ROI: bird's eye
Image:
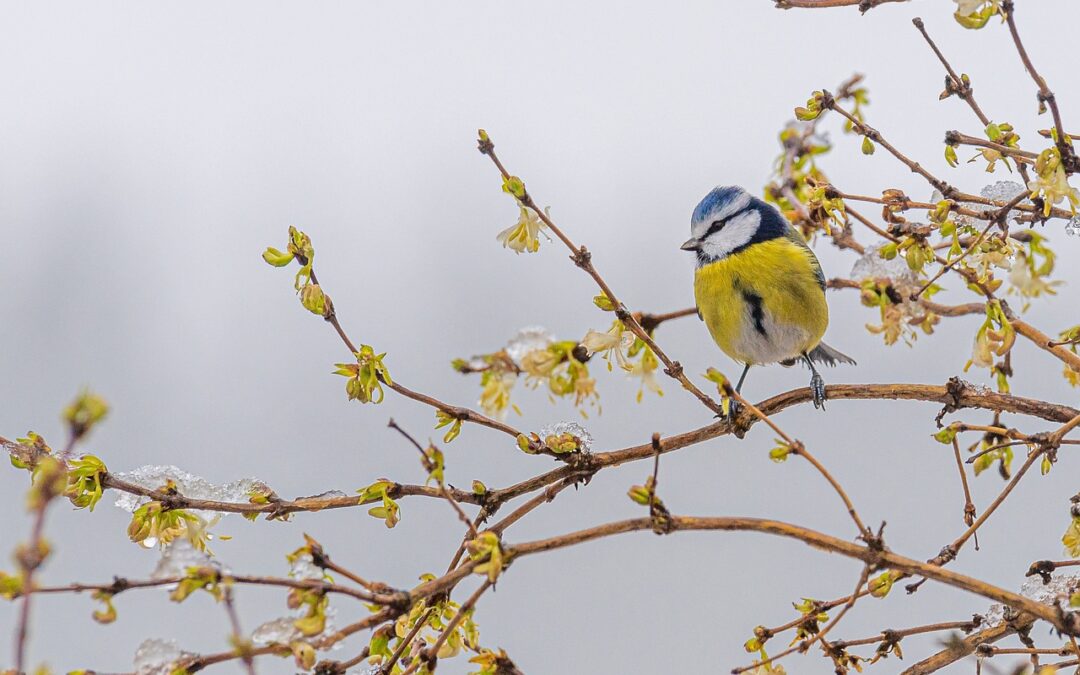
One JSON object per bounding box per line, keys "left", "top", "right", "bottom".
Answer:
{"left": 704, "top": 220, "right": 724, "bottom": 237}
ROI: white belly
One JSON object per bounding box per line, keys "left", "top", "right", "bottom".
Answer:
{"left": 731, "top": 309, "right": 812, "bottom": 365}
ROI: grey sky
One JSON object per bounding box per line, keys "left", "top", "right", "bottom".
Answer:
{"left": 2, "top": 1, "right": 1079, "bottom": 673}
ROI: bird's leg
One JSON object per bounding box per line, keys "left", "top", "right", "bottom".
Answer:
{"left": 803, "top": 353, "right": 826, "bottom": 410}
{"left": 720, "top": 363, "right": 750, "bottom": 420}
{"left": 735, "top": 363, "right": 750, "bottom": 394}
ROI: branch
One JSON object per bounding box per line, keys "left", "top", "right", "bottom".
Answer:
{"left": 505, "top": 516, "right": 1078, "bottom": 634}
{"left": 774, "top": 0, "right": 908, "bottom": 10}
{"left": 490, "top": 380, "right": 1078, "bottom": 508}
{"left": 100, "top": 472, "right": 483, "bottom": 515}
{"left": 221, "top": 586, "right": 257, "bottom": 675}
{"left": 900, "top": 614, "right": 1034, "bottom": 675}
{"left": 733, "top": 564, "right": 870, "bottom": 673}
{"left": 832, "top": 618, "right": 980, "bottom": 649}
{"left": 30, "top": 572, "right": 402, "bottom": 606}
{"left": 1002, "top": 0, "right": 1078, "bottom": 172}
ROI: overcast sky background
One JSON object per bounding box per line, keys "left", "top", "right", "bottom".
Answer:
{"left": 2, "top": 2, "right": 1079, "bottom": 673}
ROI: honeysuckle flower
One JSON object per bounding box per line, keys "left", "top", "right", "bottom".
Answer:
{"left": 519, "top": 346, "right": 562, "bottom": 379}
{"left": 965, "top": 301, "right": 1015, "bottom": 374}
{"left": 1063, "top": 517, "right": 1080, "bottom": 557}
{"left": 966, "top": 236, "right": 1015, "bottom": 286}
{"left": 1065, "top": 366, "right": 1080, "bottom": 388}
{"left": 1028, "top": 170, "right": 1080, "bottom": 215}
{"left": 952, "top": 0, "right": 1002, "bottom": 28}
{"left": 1009, "top": 249, "right": 1060, "bottom": 302}
{"left": 629, "top": 347, "right": 663, "bottom": 402}
{"left": 572, "top": 370, "right": 599, "bottom": 411}
{"left": 1029, "top": 148, "right": 1080, "bottom": 216}
{"left": 969, "top": 328, "right": 998, "bottom": 369}
{"left": 479, "top": 371, "right": 517, "bottom": 420}
{"left": 581, "top": 321, "right": 635, "bottom": 371}
{"left": 496, "top": 206, "right": 550, "bottom": 254}
{"left": 865, "top": 303, "right": 906, "bottom": 346}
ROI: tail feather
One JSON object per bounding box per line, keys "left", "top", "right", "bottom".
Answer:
{"left": 806, "top": 341, "right": 856, "bottom": 367}
{"left": 781, "top": 342, "right": 856, "bottom": 367}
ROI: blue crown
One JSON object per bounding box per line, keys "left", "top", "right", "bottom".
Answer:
{"left": 692, "top": 185, "right": 748, "bottom": 225}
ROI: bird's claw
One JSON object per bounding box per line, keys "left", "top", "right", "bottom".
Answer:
{"left": 715, "top": 398, "right": 743, "bottom": 422}
{"left": 810, "top": 372, "right": 827, "bottom": 410}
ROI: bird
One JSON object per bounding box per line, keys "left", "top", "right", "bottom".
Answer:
{"left": 681, "top": 185, "right": 854, "bottom": 411}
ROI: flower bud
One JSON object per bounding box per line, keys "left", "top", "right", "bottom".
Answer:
{"left": 299, "top": 283, "right": 326, "bottom": 315}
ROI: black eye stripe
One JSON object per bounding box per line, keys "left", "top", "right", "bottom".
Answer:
{"left": 703, "top": 205, "right": 752, "bottom": 238}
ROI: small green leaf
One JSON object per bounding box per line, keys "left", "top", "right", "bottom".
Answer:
{"left": 262, "top": 247, "right": 295, "bottom": 267}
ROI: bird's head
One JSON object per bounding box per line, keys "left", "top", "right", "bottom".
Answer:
{"left": 681, "top": 185, "right": 786, "bottom": 265}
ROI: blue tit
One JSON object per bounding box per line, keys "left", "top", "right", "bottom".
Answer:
{"left": 680, "top": 185, "right": 854, "bottom": 410}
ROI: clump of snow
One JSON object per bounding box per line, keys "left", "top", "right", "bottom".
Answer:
{"left": 134, "top": 638, "right": 193, "bottom": 675}
{"left": 301, "top": 489, "right": 347, "bottom": 500}
{"left": 112, "top": 465, "right": 262, "bottom": 521}
{"left": 251, "top": 617, "right": 301, "bottom": 646}
{"left": 985, "top": 572, "right": 1079, "bottom": 625}
{"left": 538, "top": 421, "right": 593, "bottom": 452}
{"left": 251, "top": 607, "right": 341, "bottom": 649}
{"left": 1066, "top": 216, "right": 1080, "bottom": 237}
{"left": 505, "top": 326, "right": 555, "bottom": 363}
{"left": 980, "top": 180, "right": 1026, "bottom": 203}
{"left": 936, "top": 182, "right": 1028, "bottom": 231}
{"left": 288, "top": 553, "right": 326, "bottom": 582}
{"left": 851, "top": 243, "right": 919, "bottom": 292}
{"left": 150, "top": 539, "right": 221, "bottom": 580}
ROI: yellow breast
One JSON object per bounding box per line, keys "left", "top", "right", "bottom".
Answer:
{"left": 693, "top": 237, "right": 829, "bottom": 364}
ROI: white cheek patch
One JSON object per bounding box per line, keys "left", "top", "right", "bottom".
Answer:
{"left": 698, "top": 209, "right": 760, "bottom": 260}
{"left": 691, "top": 189, "right": 752, "bottom": 240}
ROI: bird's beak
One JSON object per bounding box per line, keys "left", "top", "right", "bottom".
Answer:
{"left": 680, "top": 238, "right": 699, "bottom": 252}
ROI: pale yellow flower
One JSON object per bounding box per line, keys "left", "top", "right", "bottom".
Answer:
{"left": 520, "top": 347, "right": 561, "bottom": 379}
{"left": 1008, "top": 250, "right": 1060, "bottom": 300}
{"left": 573, "top": 374, "right": 599, "bottom": 409}
{"left": 954, "top": 0, "right": 984, "bottom": 14}
{"left": 969, "top": 331, "right": 997, "bottom": 369}
{"left": 1029, "top": 150, "right": 1080, "bottom": 216}
{"left": 1064, "top": 518, "right": 1080, "bottom": 557}
{"left": 479, "top": 372, "right": 517, "bottom": 420}
{"left": 496, "top": 206, "right": 549, "bottom": 254}
{"left": 581, "top": 322, "right": 635, "bottom": 371}
{"left": 630, "top": 348, "right": 663, "bottom": 401}
{"left": 1064, "top": 365, "right": 1080, "bottom": 388}
{"left": 865, "top": 304, "right": 906, "bottom": 346}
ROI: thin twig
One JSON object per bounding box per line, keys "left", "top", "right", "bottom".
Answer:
{"left": 1003, "top": 0, "right": 1077, "bottom": 172}
{"left": 832, "top": 619, "right": 979, "bottom": 649}
{"left": 221, "top": 586, "right": 257, "bottom": 675}
{"left": 733, "top": 565, "right": 871, "bottom": 673}
{"left": 950, "top": 437, "right": 978, "bottom": 530}
{"left": 308, "top": 265, "right": 524, "bottom": 439}
{"left": 419, "top": 580, "right": 493, "bottom": 670}
{"left": 387, "top": 419, "right": 478, "bottom": 538}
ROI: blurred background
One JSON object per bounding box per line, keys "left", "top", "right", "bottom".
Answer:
{"left": 2, "top": 1, "right": 1078, "bottom": 672}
